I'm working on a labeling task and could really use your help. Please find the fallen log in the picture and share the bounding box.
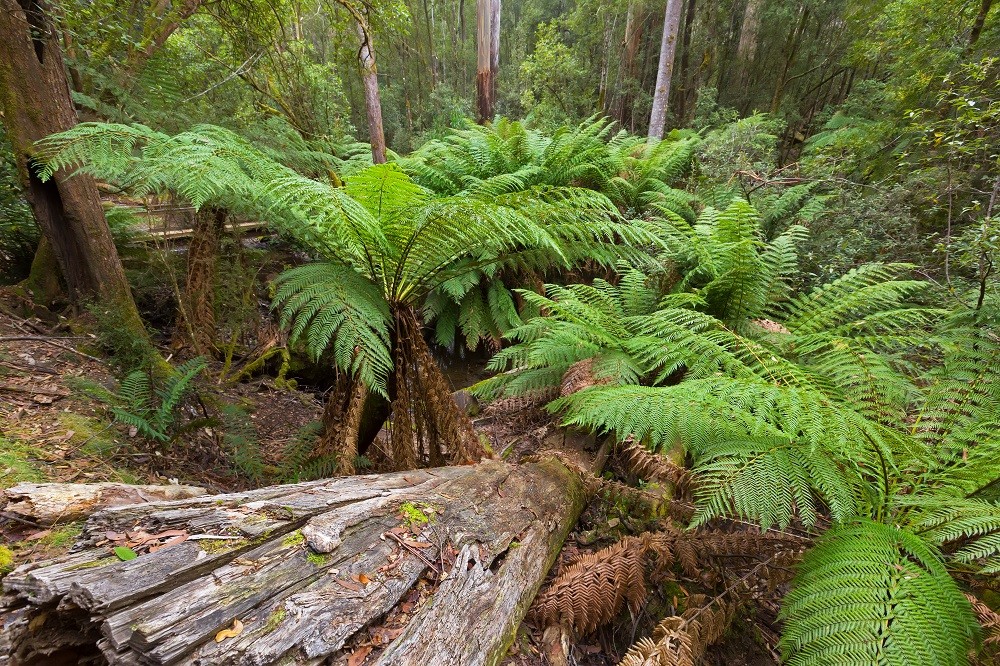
[2,482,209,525]
[1,449,600,666]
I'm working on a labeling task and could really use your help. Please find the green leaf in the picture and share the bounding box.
[114,546,138,561]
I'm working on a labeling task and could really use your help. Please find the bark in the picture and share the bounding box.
[969,0,993,48]
[648,0,685,139]
[489,0,501,105]
[676,0,697,125]
[476,0,494,122]
[1,482,207,525]
[733,0,763,111]
[614,3,646,128]
[0,0,148,339]
[175,207,225,355]
[388,306,483,470]
[770,5,809,113]
[356,20,387,164]
[1,456,593,666]
[316,374,372,476]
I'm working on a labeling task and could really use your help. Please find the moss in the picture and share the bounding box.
[399,501,431,526]
[305,551,329,567]
[65,556,118,571]
[0,437,45,488]
[56,412,118,457]
[0,545,14,575]
[262,608,287,634]
[38,522,83,550]
[198,538,247,554]
[282,530,305,547]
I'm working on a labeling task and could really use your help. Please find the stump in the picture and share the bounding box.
[1,455,593,666]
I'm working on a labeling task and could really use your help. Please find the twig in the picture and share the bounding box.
[0,384,69,397]
[0,336,104,363]
[0,336,89,341]
[386,530,441,573]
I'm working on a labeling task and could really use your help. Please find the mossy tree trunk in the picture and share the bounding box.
[0,0,149,342]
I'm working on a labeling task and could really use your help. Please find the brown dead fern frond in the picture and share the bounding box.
[532,536,648,635]
[647,525,807,580]
[621,438,693,498]
[617,593,738,666]
[967,593,1000,646]
[560,358,615,397]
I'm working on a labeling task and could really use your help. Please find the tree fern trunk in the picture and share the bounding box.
[174,206,225,355]
[389,306,484,470]
[316,374,370,476]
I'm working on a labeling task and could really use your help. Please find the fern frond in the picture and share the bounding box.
[780,519,977,666]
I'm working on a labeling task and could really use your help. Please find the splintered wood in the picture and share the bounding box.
[0,458,588,666]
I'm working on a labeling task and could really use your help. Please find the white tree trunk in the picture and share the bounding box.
[648,0,684,139]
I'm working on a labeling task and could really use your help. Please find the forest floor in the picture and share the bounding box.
[0,297,778,665]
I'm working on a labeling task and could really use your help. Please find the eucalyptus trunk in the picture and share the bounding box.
[476,0,494,122]
[648,0,685,139]
[357,20,387,164]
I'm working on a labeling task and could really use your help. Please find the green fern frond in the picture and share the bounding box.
[780,519,977,666]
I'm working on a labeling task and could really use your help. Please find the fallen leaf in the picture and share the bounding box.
[401,539,432,549]
[353,573,372,585]
[23,529,52,541]
[334,578,362,592]
[214,619,244,643]
[113,546,138,561]
[347,645,372,666]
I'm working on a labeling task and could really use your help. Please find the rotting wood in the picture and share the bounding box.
[1,446,602,666]
[2,482,208,525]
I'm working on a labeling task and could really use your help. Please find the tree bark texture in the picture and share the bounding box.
[175,207,225,355]
[2,482,207,525]
[476,0,494,122]
[356,20,387,164]
[733,0,763,102]
[1,457,589,666]
[489,0,501,105]
[648,0,685,139]
[0,0,147,336]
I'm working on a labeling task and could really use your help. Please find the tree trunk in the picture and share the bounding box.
[388,306,483,470]
[356,19,387,164]
[648,0,685,139]
[770,5,809,114]
[614,3,645,128]
[489,0,501,107]
[0,0,148,339]
[676,0,697,125]
[1,456,593,666]
[476,0,493,123]
[175,207,225,355]
[968,0,993,48]
[733,0,763,112]
[2,482,207,525]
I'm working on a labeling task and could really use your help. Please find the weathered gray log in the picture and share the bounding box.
[0,453,595,666]
[2,482,208,525]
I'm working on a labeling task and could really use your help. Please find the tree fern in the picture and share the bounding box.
[779,519,977,666]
